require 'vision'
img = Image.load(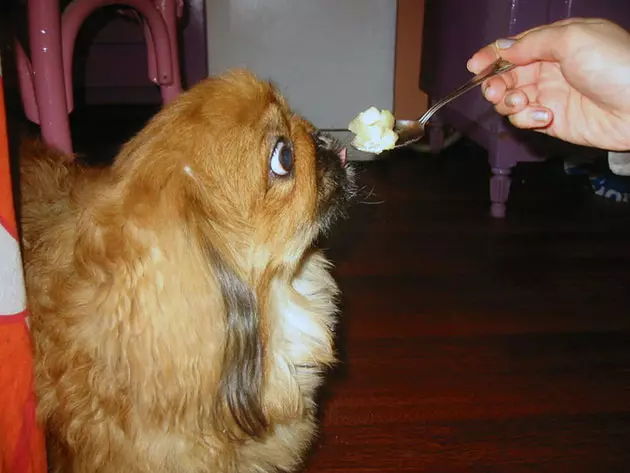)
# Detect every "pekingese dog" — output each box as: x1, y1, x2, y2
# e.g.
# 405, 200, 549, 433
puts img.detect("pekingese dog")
19, 69, 355, 473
